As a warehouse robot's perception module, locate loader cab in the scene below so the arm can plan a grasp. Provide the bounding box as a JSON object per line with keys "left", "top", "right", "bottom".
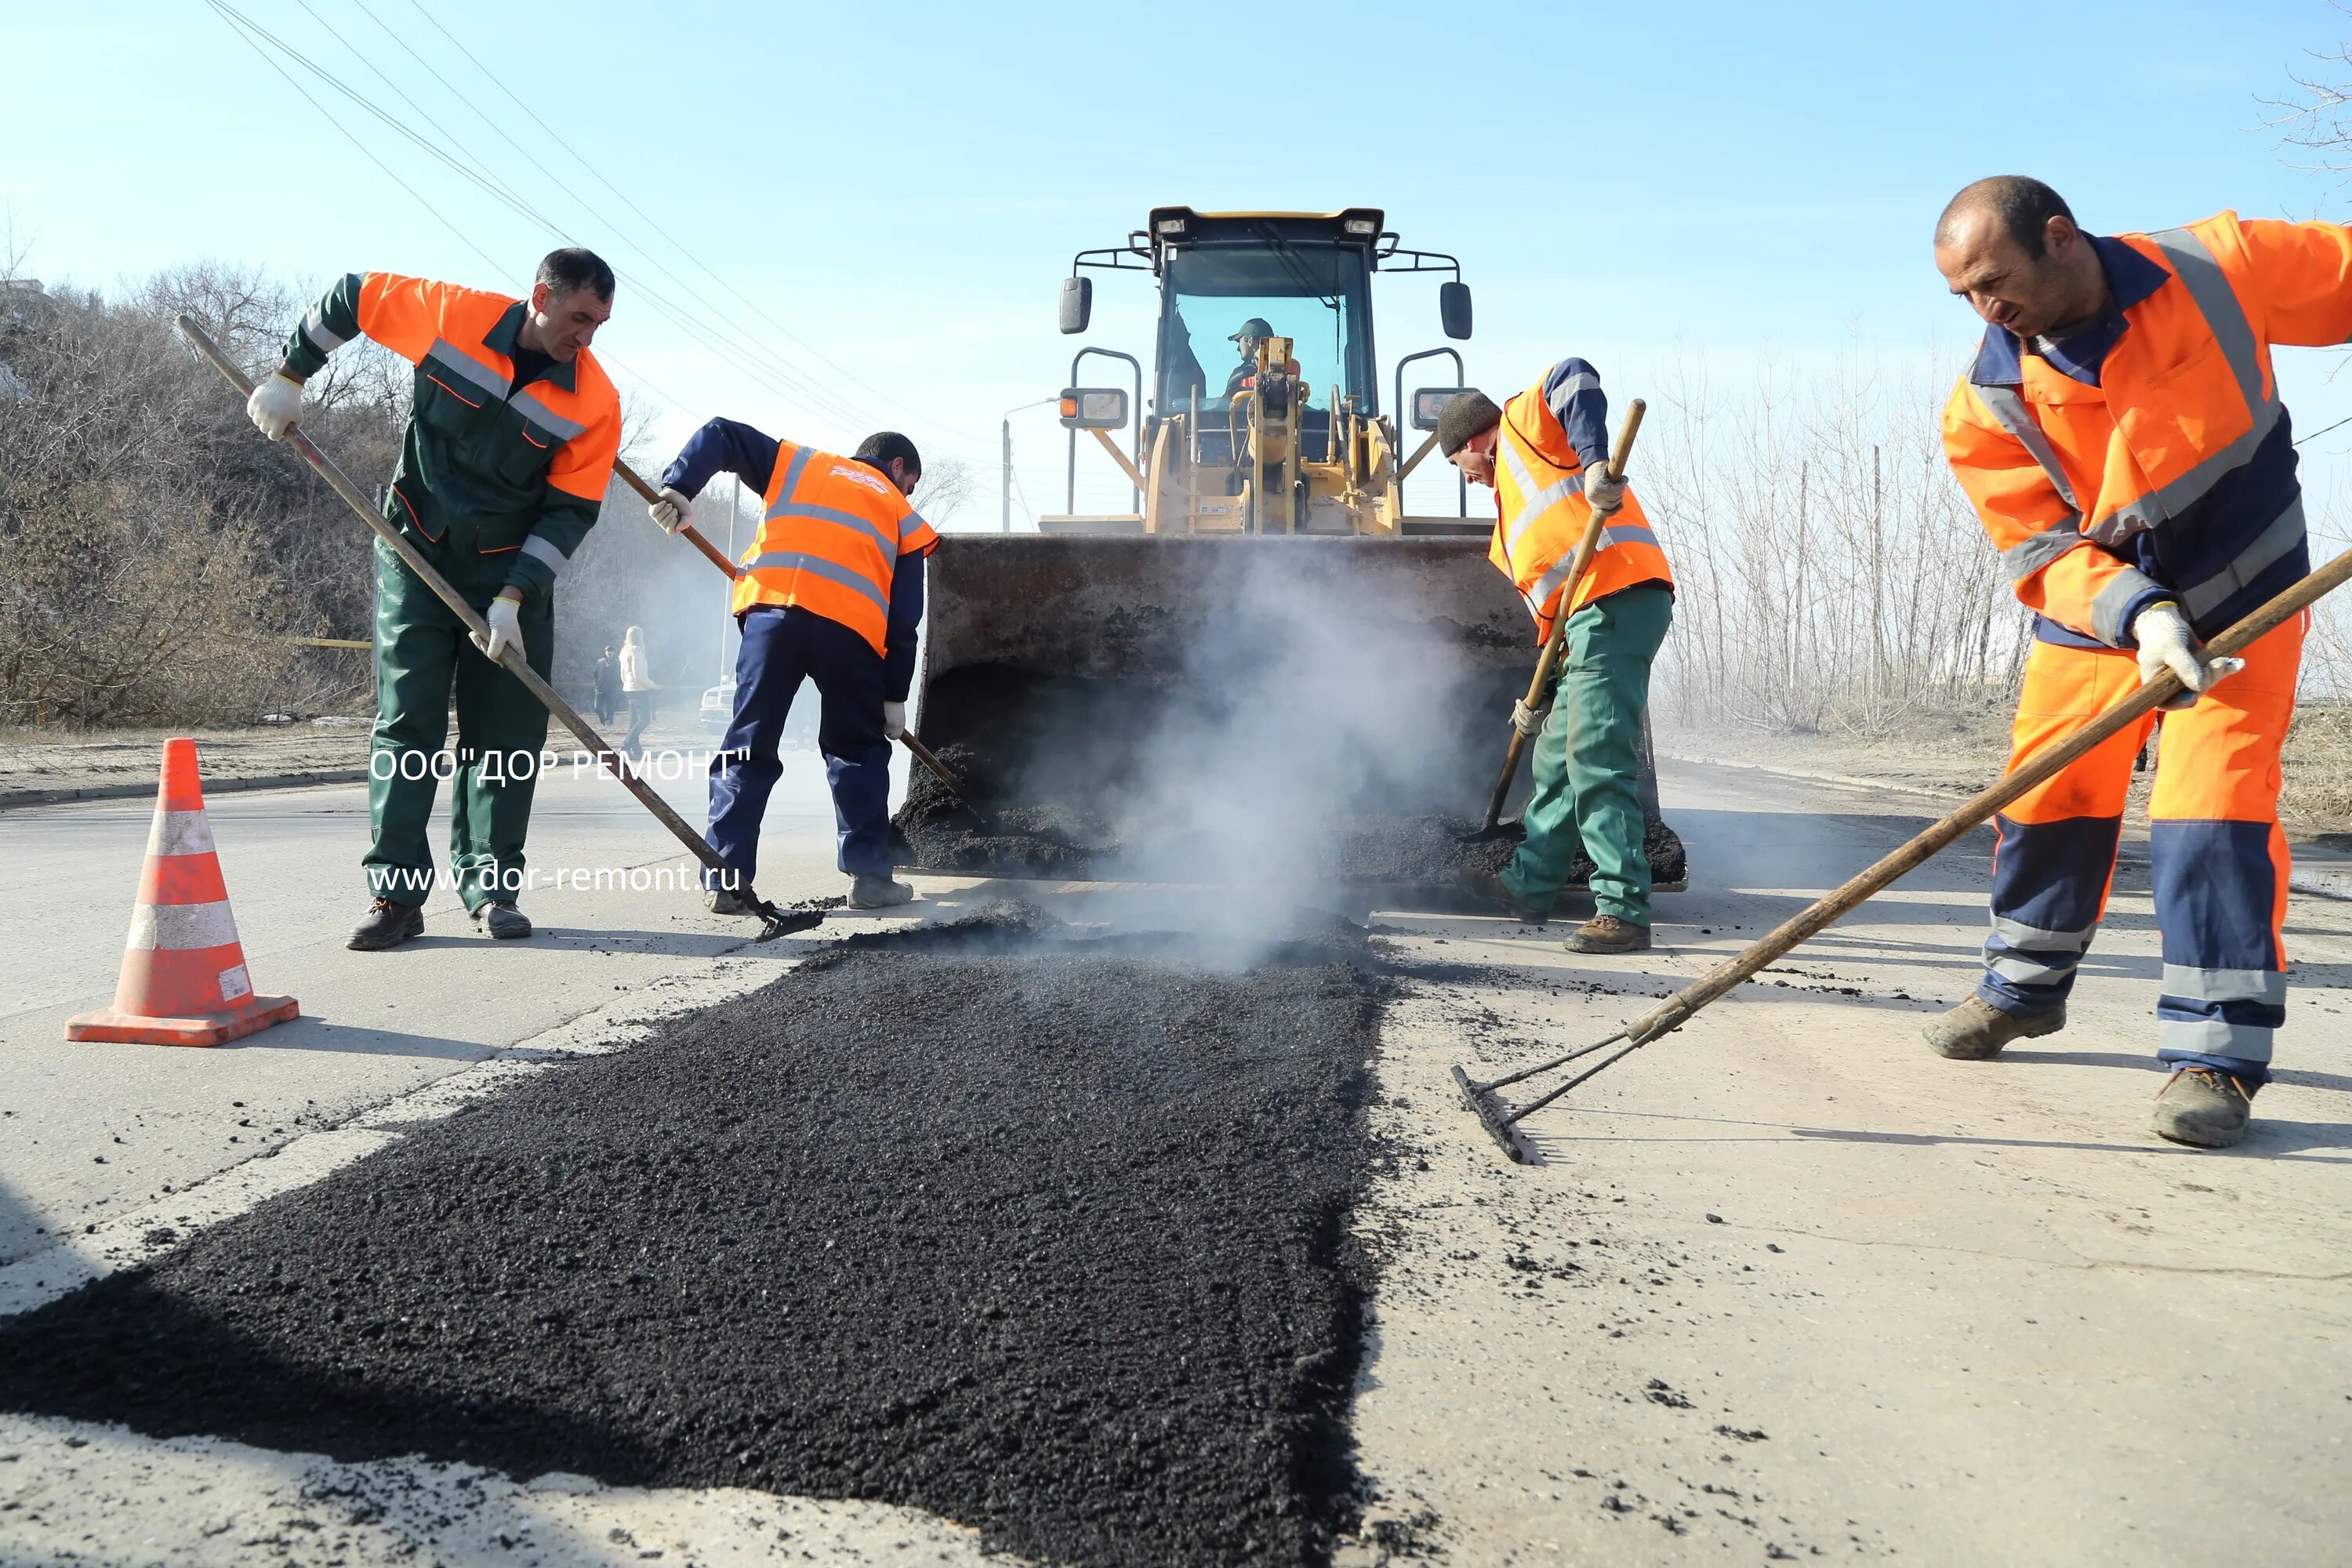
{"left": 1154, "top": 216, "right": 1377, "bottom": 430}
{"left": 1052, "top": 205, "right": 1479, "bottom": 535}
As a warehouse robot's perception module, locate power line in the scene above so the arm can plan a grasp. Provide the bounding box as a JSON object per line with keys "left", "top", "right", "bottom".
{"left": 209, "top": 0, "right": 910, "bottom": 441}
{"left": 343, "top": 0, "right": 898, "bottom": 440}
{"left": 400, "top": 0, "right": 988, "bottom": 451}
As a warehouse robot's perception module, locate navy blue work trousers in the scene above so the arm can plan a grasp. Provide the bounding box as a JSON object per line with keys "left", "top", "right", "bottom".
{"left": 705, "top": 605, "right": 891, "bottom": 887}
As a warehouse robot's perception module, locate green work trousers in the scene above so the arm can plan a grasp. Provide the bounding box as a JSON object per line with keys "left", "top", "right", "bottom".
{"left": 1499, "top": 583, "right": 1673, "bottom": 926}
{"left": 364, "top": 538, "right": 554, "bottom": 912}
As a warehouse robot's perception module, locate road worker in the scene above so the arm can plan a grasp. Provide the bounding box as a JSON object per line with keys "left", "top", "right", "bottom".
{"left": 1929, "top": 175, "right": 2338, "bottom": 1149}
{"left": 1440, "top": 365, "right": 1675, "bottom": 954}
{"left": 648, "top": 426, "right": 936, "bottom": 912}
{"left": 246, "top": 250, "right": 622, "bottom": 950}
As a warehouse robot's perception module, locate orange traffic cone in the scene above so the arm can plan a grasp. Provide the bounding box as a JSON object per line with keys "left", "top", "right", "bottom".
{"left": 67, "top": 738, "right": 299, "bottom": 1047}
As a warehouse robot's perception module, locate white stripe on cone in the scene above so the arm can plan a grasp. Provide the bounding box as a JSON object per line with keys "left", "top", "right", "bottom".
{"left": 125, "top": 901, "right": 239, "bottom": 953}
{"left": 145, "top": 809, "right": 216, "bottom": 858}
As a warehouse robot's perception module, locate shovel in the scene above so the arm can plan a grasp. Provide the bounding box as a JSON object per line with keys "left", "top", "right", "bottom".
{"left": 1462, "top": 398, "right": 1647, "bottom": 843}
{"left": 1454, "top": 540, "right": 2352, "bottom": 1163}
{"left": 179, "top": 317, "right": 822, "bottom": 944}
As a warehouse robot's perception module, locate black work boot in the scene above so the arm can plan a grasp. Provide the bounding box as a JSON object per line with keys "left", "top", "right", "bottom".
{"left": 472, "top": 901, "right": 532, "bottom": 939}
{"left": 1922, "top": 996, "right": 2064, "bottom": 1061}
{"left": 848, "top": 874, "right": 916, "bottom": 909}
{"left": 348, "top": 897, "right": 423, "bottom": 952}
{"left": 1457, "top": 866, "right": 1549, "bottom": 924}
{"left": 2151, "top": 1067, "right": 2255, "bottom": 1149}
{"left": 1563, "top": 914, "right": 1651, "bottom": 954}
{"left": 704, "top": 884, "right": 753, "bottom": 916}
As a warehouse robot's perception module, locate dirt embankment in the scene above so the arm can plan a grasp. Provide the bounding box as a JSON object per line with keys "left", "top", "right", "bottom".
{"left": 0, "top": 723, "right": 372, "bottom": 803}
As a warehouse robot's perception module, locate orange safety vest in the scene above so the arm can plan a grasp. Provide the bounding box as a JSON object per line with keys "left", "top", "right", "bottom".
{"left": 1943, "top": 212, "right": 2343, "bottom": 648}
{"left": 1490, "top": 374, "right": 1674, "bottom": 643}
{"left": 731, "top": 443, "right": 940, "bottom": 655}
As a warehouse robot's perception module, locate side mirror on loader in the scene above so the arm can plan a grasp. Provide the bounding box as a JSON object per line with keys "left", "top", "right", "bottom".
{"left": 1058, "top": 276, "right": 1093, "bottom": 336}
{"left": 1058, "top": 387, "right": 1129, "bottom": 430}
{"left": 1412, "top": 387, "right": 1480, "bottom": 431}
{"left": 1439, "top": 280, "right": 1473, "bottom": 340}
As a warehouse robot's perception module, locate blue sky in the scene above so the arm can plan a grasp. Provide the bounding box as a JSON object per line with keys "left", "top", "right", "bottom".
{"left": 9, "top": 1, "right": 2352, "bottom": 524}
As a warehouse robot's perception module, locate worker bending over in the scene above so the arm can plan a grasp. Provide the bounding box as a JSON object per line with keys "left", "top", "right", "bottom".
{"left": 648, "top": 427, "right": 936, "bottom": 911}
{"left": 1440, "top": 365, "right": 1675, "bottom": 953}
{"left": 1931, "top": 176, "right": 2337, "bottom": 1148}
{"left": 246, "top": 251, "right": 622, "bottom": 950}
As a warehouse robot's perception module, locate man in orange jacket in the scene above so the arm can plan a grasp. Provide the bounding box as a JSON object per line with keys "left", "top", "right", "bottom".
{"left": 247, "top": 250, "right": 622, "bottom": 950}
{"left": 1932, "top": 176, "right": 2335, "bottom": 1148}
{"left": 1442, "top": 363, "right": 1675, "bottom": 954}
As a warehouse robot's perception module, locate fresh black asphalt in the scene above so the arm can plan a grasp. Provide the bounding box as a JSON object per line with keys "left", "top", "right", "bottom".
{"left": 0, "top": 906, "right": 1388, "bottom": 1567}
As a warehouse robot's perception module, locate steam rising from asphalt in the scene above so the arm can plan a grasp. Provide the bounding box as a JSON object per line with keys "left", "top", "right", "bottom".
{"left": 1106, "top": 545, "right": 1497, "bottom": 953}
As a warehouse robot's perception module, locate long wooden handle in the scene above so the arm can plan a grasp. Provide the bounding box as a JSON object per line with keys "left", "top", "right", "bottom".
{"left": 178, "top": 316, "right": 736, "bottom": 882}
{"left": 898, "top": 731, "right": 976, "bottom": 808}
{"left": 1623, "top": 543, "right": 2352, "bottom": 1047}
{"left": 1479, "top": 398, "right": 1649, "bottom": 826}
{"left": 613, "top": 456, "right": 745, "bottom": 580}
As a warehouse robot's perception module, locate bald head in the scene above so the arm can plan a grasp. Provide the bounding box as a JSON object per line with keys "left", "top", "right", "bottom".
{"left": 1936, "top": 176, "right": 2075, "bottom": 258}
{"left": 1934, "top": 176, "right": 2107, "bottom": 340}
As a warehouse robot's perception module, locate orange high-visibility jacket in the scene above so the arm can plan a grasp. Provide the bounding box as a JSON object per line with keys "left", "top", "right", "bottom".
{"left": 284, "top": 272, "right": 622, "bottom": 596}
{"left": 1943, "top": 212, "right": 2350, "bottom": 648}
{"left": 731, "top": 443, "right": 940, "bottom": 655}
{"left": 1490, "top": 371, "right": 1674, "bottom": 644}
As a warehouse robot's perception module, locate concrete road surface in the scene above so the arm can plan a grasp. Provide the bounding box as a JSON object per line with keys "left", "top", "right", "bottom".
{"left": 2, "top": 746, "right": 2346, "bottom": 1565}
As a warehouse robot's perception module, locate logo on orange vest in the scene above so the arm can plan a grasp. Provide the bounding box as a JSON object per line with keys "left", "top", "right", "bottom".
{"left": 828, "top": 463, "right": 893, "bottom": 497}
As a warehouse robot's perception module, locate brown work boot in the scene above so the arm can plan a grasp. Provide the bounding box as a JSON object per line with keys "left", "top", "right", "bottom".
{"left": 2151, "top": 1067, "right": 2254, "bottom": 1149}
{"left": 1921, "top": 996, "right": 2064, "bottom": 1061}
{"left": 1457, "top": 866, "right": 1548, "bottom": 924}
{"left": 1563, "top": 914, "right": 1650, "bottom": 954}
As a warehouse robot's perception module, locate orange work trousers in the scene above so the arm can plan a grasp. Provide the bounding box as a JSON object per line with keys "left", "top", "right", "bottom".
{"left": 1978, "top": 613, "right": 2303, "bottom": 1079}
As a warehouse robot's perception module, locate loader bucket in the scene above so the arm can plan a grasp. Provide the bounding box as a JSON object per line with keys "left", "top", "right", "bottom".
{"left": 895, "top": 534, "right": 1685, "bottom": 906}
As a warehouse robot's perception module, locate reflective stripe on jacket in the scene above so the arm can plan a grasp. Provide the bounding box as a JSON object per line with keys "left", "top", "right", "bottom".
{"left": 1490, "top": 372, "right": 1674, "bottom": 644}
{"left": 281, "top": 272, "right": 622, "bottom": 597}
{"left": 1942, "top": 212, "right": 2349, "bottom": 647}
{"left": 731, "top": 444, "right": 940, "bottom": 655}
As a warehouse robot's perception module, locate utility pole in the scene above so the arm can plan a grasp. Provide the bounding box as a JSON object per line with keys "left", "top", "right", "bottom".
{"left": 1002, "top": 419, "right": 1012, "bottom": 533}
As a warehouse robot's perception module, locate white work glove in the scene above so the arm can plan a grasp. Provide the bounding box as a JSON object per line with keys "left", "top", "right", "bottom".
{"left": 2131, "top": 600, "right": 2240, "bottom": 710}
{"left": 883, "top": 700, "right": 906, "bottom": 740}
{"left": 474, "top": 593, "right": 524, "bottom": 664}
{"left": 648, "top": 485, "right": 693, "bottom": 534}
{"left": 1581, "top": 460, "right": 1625, "bottom": 518}
{"left": 245, "top": 372, "right": 306, "bottom": 441}
{"left": 1510, "top": 698, "right": 1549, "bottom": 737}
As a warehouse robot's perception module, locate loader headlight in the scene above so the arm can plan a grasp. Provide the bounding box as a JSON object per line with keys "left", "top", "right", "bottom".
{"left": 1343, "top": 217, "right": 1377, "bottom": 235}
{"left": 1155, "top": 217, "right": 1188, "bottom": 237}
{"left": 1059, "top": 387, "right": 1130, "bottom": 430}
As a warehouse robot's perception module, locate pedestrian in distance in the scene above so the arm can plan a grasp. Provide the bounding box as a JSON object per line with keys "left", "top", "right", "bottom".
{"left": 648, "top": 426, "right": 937, "bottom": 913}
{"left": 244, "top": 249, "right": 622, "bottom": 950}
{"left": 619, "top": 626, "right": 658, "bottom": 753}
{"left": 593, "top": 644, "right": 619, "bottom": 724}
{"left": 1926, "top": 176, "right": 2340, "bottom": 1149}
{"left": 1441, "top": 366, "right": 1675, "bottom": 955}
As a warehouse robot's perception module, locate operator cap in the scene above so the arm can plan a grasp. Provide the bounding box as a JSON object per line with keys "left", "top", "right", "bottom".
{"left": 1437, "top": 390, "right": 1504, "bottom": 456}
{"left": 1229, "top": 317, "right": 1276, "bottom": 341}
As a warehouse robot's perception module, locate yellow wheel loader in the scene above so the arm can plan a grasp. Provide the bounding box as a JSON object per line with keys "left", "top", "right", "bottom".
{"left": 898, "top": 207, "right": 1683, "bottom": 908}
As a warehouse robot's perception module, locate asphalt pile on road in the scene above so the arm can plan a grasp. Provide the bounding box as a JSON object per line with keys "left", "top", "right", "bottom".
{"left": 0, "top": 903, "right": 1388, "bottom": 1568}
{"left": 898, "top": 742, "right": 1687, "bottom": 905}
